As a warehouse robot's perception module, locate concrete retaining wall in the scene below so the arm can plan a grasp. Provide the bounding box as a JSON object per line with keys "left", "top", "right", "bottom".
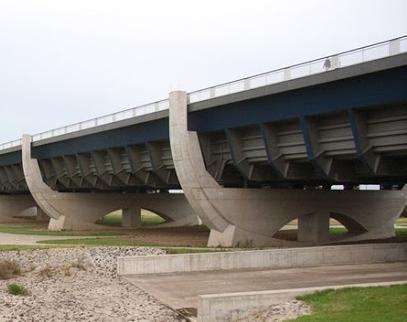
{"left": 197, "top": 280, "right": 407, "bottom": 322}
{"left": 117, "top": 243, "right": 407, "bottom": 275}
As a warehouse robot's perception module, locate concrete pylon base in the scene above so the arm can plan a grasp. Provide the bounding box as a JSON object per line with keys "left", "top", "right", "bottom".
{"left": 26, "top": 190, "right": 198, "bottom": 232}
{"left": 201, "top": 186, "right": 406, "bottom": 247}
{"left": 169, "top": 90, "right": 407, "bottom": 248}
{"left": 35, "top": 208, "right": 49, "bottom": 222}
{"left": 208, "top": 225, "right": 301, "bottom": 248}
{"left": 298, "top": 212, "right": 330, "bottom": 243}
{"left": 122, "top": 208, "right": 141, "bottom": 228}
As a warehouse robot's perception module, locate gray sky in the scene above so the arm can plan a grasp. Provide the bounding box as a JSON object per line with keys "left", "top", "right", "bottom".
{"left": 0, "top": 0, "right": 406, "bottom": 143}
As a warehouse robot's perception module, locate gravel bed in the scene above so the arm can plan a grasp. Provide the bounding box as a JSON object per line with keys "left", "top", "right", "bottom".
{"left": 0, "top": 247, "right": 184, "bottom": 322}
{"left": 226, "top": 299, "right": 311, "bottom": 321}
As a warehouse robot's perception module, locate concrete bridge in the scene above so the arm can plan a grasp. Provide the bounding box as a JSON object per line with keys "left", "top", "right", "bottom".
{"left": 1, "top": 36, "right": 406, "bottom": 246}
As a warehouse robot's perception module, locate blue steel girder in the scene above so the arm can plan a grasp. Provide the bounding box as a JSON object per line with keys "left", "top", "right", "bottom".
{"left": 0, "top": 64, "right": 406, "bottom": 193}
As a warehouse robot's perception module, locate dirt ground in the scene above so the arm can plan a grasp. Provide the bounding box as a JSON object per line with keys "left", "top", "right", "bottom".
{"left": 119, "top": 227, "right": 210, "bottom": 247}
{"left": 0, "top": 218, "right": 406, "bottom": 248}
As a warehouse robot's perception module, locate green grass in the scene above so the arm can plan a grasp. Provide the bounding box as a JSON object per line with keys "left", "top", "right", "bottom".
{"left": 291, "top": 284, "right": 407, "bottom": 322}
{"left": 0, "top": 225, "right": 122, "bottom": 236}
{"left": 0, "top": 211, "right": 167, "bottom": 236}
{"left": 163, "top": 247, "right": 230, "bottom": 254}
{"left": 7, "top": 283, "right": 29, "bottom": 296}
{"left": 329, "top": 227, "right": 407, "bottom": 237}
{"left": 0, "top": 244, "right": 67, "bottom": 252}
{"left": 36, "top": 237, "right": 212, "bottom": 249}
{"left": 99, "top": 211, "right": 166, "bottom": 227}
{"left": 35, "top": 237, "right": 233, "bottom": 254}
{"left": 395, "top": 227, "right": 407, "bottom": 237}
{"left": 37, "top": 237, "right": 159, "bottom": 247}
{"left": 329, "top": 227, "right": 349, "bottom": 235}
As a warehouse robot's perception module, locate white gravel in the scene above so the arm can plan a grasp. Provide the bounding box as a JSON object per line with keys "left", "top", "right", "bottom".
{"left": 226, "top": 299, "right": 311, "bottom": 322}
{"left": 0, "top": 247, "right": 184, "bottom": 322}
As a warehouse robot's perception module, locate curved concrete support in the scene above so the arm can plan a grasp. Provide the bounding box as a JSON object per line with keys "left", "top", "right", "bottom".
{"left": 0, "top": 194, "right": 38, "bottom": 223}
{"left": 169, "top": 91, "right": 407, "bottom": 247}
{"left": 169, "top": 91, "right": 230, "bottom": 232}
{"left": 22, "top": 135, "right": 198, "bottom": 230}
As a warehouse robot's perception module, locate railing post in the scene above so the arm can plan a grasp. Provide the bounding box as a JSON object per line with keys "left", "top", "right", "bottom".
{"left": 389, "top": 39, "right": 401, "bottom": 56}
{"left": 331, "top": 55, "right": 340, "bottom": 69}
{"left": 283, "top": 68, "right": 291, "bottom": 81}
{"left": 209, "top": 87, "right": 216, "bottom": 98}
{"left": 243, "top": 79, "right": 250, "bottom": 90}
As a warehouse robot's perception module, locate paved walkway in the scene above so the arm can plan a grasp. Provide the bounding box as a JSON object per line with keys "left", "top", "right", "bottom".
{"left": 125, "top": 262, "right": 407, "bottom": 309}
{"left": 0, "top": 232, "right": 94, "bottom": 245}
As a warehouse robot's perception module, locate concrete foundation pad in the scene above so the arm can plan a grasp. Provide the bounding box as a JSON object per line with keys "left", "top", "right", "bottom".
{"left": 124, "top": 262, "right": 407, "bottom": 311}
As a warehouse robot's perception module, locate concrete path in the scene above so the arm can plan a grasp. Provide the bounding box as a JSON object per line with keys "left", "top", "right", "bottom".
{"left": 0, "top": 232, "right": 95, "bottom": 245}
{"left": 125, "top": 262, "right": 407, "bottom": 309}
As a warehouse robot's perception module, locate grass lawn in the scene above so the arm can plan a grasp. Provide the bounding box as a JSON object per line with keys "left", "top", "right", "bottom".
{"left": 37, "top": 237, "right": 160, "bottom": 247}
{"left": 98, "top": 210, "right": 165, "bottom": 226}
{"left": 0, "top": 242, "right": 225, "bottom": 254}
{"left": 0, "top": 211, "right": 167, "bottom": 236}
{"left": 0, "top": 244, "right": 59, "bottom": 252}
{"left": 0, "top": 225, "right": 122, "bottom": 236}
{"left": 292, "top": 284, "right": 407, "bottom": 322}
{"left": 330, "top": 226, "right": 407, "bottom": 237}
{"left": 2, "top": 237, "right": 227, "bottom": 254}
{"left": 36, "top": 236, "right": 213, "bottom": 250}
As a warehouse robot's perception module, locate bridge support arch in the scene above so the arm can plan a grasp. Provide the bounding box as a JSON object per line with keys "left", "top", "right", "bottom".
{"left": 21, "top": 135, "right": 199, "bottom": 231}
{"left": 169, "top": 90, "right": 407, "bottom": 247}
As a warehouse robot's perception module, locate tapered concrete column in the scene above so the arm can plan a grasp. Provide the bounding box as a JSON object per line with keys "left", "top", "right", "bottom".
{"left": 169, "top": 90, "right": 407, "bottom": 247}
{"left": 122, "top": 208, "right": 141, "bottom": 228}
{"left": 21, "top": 134, "right": 199, "bottom": 231}
{"left": 298, "top": 212, "right": 330, "bottom": 243}
{"left": 0, "top": 194, "right": 37, "bottom": 223}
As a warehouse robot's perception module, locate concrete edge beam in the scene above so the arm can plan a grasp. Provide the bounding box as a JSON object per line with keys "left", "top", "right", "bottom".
{"left": 117, "top": 243, "right": 407, "bottom": 275}
{"left": 197, "top": 280, "right": 407, "bottom": 322}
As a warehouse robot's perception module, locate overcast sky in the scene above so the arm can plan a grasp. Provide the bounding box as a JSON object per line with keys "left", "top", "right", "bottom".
{"left": 0, "top": 0, "right": 406, "bottom": 143}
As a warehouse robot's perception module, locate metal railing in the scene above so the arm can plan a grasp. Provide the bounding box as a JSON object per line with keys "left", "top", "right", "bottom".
{"left": 0, "top": 35, "right": 405, "bottom": 152}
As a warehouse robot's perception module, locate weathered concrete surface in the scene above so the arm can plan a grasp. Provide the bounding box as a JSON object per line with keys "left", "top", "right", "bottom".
{"left": 118, "top": 243, "right": 407, "bottom": 276}
{"left": 0, "top": 194, "right": 38, "bottom": 223}
{"left": 197, "top": 280, "right": 407, "bottom": 322}
{"left": 124, "top": 262, "right": 407, "bottom": 310}
{"left": 21, "top": 134, "right": 199, "bottom": 230}
{"left": 169, "top": 90, "right": 407, "bottom": 247}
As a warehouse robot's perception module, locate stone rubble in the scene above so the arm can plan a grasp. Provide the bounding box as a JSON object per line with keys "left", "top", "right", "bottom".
{"left": 0, "top": 247, "right": 184, "bottom": 322}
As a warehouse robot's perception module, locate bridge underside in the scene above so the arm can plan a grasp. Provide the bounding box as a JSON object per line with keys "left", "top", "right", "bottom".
{"left": 1, "top": 102, "right": 405, "bottom": 194}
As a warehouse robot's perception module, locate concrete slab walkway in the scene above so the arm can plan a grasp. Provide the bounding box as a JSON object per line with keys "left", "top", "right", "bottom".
{"left": 0, "top": 232, "right": 96, "bottom": 245}
{"left": 124, "top": 262, "right": 407, "bottom": 310}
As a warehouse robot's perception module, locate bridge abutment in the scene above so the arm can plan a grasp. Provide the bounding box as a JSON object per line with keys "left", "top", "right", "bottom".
{"left": 169, "top": 90, "right": 407, "bottom": 247}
